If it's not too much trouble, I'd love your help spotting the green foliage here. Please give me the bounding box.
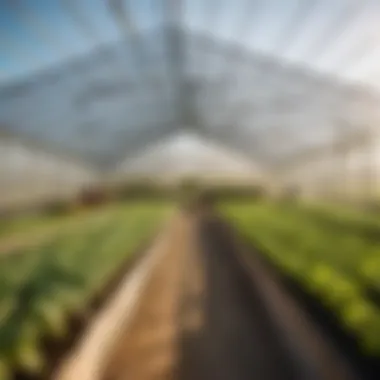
[0,201,170,376]
[0,212,58,239]
[115,180,174,201]
[42,199,72,216]
[222,201,380,355]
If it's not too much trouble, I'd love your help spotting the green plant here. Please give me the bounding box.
[0,201,171,376]
[222,201,380,355]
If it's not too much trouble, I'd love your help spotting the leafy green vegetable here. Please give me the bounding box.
[222,201,380,355]
[0,201,171,376]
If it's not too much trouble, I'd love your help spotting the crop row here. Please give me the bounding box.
[0,201,170,379]
[222,201,380,356]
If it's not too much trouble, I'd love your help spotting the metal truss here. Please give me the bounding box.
[1,0,380,174]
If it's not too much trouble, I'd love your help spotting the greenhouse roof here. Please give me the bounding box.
[1,0,380,171]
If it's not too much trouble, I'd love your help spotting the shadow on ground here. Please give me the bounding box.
[175,215,299,380]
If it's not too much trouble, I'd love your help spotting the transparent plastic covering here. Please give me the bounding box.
[1,0,380,171]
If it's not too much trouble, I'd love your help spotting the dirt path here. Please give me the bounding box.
[176,214,298,380]
[101,213,193,380]
[54,213,182,380]
[100,212,299,380]
[58,210,360,380]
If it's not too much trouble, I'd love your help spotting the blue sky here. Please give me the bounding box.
[1,0,380,87]
[0,0,120,82]
[0,0,156,82]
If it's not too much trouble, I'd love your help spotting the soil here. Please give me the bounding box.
[99,209,362,380]
[101,214,192,380]
[175,213,299,380]
[11,208,380,380]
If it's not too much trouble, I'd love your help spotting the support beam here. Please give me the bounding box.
[201,1,261,121]
[107,0,173,115]
[274,127,373,173]
[107,0,146,77]
[274,0,318,55]
[305,0,367,62]
[162,0,186,126]
[188,27,380,144]
[341,25,380,75]
[60,0,100,42]
[0,127,95,172]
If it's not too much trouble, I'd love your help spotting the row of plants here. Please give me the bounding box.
[222,201,380,356]
[293,203,380,243]
[0,201,113,243]
[0,181,168,240]
[0,212,60,240]
[0,201,170,379]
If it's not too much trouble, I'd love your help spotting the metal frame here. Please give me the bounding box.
[1,0,380,176]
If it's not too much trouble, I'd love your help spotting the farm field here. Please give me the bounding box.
[0,205,125,256]
[1,199,379,380]
[98,205,358,380]
[0,205,91,241]
[221,201,380,357]
[0,214,55,240]
[0,201,171,379]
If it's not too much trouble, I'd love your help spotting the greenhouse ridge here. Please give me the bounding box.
[2,0,380,206]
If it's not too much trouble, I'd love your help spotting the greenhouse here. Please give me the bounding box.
[1,1,380,379]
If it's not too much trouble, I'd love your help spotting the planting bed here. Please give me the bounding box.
[2,200,376,380]
[0,202,170,379]
[222,201,380,378]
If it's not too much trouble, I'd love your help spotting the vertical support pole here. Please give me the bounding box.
[163,0,185,127]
